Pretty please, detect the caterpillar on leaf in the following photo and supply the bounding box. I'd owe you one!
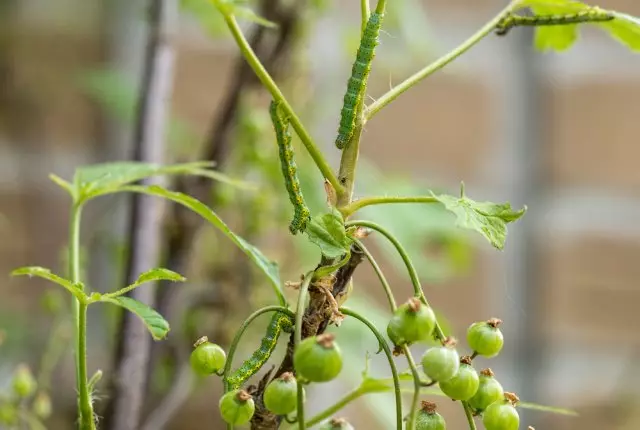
[496,8,614,36]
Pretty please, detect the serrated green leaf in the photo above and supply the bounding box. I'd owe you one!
[514,0,640,52]
[305,208,351,258]
[10,266,84,299]
[101,296,170,340]
[109,184,285,305]
[431,192,526,250]
[599,12,640,52]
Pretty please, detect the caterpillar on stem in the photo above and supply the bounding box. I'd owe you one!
[335,11,384,149]
[495,8,614,36]
[226,312,293,390]
[269,100,311,235]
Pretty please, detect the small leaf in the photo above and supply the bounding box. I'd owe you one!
[431,192,526,250]
[101,296,170,340]
[49,174,75,197]
[111,185,285,305]
[233,6,278,28]
[305,208,351,258]
[11,267,83,299]
[135,268,186,284]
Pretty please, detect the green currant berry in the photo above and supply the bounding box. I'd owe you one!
[0,403,17,426]
[421,337,460,382]
[294,333,342,382]
[33,392,52,419]
[482,392,520,430]
[219,390,255,425]
[386,298,436,346]
[468,368,504,412]
[319,417,355,430]
[12,364,36,398]
[263,372,301,415]
[467,318,504,358]
[415,401,446,430]
[190,336,226,376]
[438,357,479,401]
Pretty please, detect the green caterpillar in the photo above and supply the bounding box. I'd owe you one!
[335,12,384,150]
[226,312,293,390]
[269,100,310,235]
[496,8,614,36]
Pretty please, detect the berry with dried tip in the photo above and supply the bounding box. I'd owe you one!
[416,401,446,430]
[190,336,226,376]
[263,372,302,415]
[294,333,343,382]
[467,318,504,358]
[421,337,460,382]
[468,368,504,411]
[438,356,479,401]
[319,417,355,430]
[386,297,436,346]
[482,392,520,430]
[12,364,36,398]
[219,390,255,425]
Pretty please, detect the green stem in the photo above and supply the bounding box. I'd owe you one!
[340,308,402,430]
[221,305,296,392]
[403,345,422,430]
[294,272,313,430]
[462,401,478,430]
[304,387,363,428]
[337,123,364,207]
[68,204,94,430]
[364,2,516,120]
[361,0,370,32]
[345,220,446,341]
[375,0,387,14]
[352,239,397,312]
[340,195,439,217]
[221,12,344,197]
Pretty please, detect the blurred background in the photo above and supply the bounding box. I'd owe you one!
[1,0,640,429]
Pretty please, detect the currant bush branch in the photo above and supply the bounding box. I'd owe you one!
[218,9,344,197]
[345,220,446,341]
[364,2,517,120]
[339,195,439,217]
